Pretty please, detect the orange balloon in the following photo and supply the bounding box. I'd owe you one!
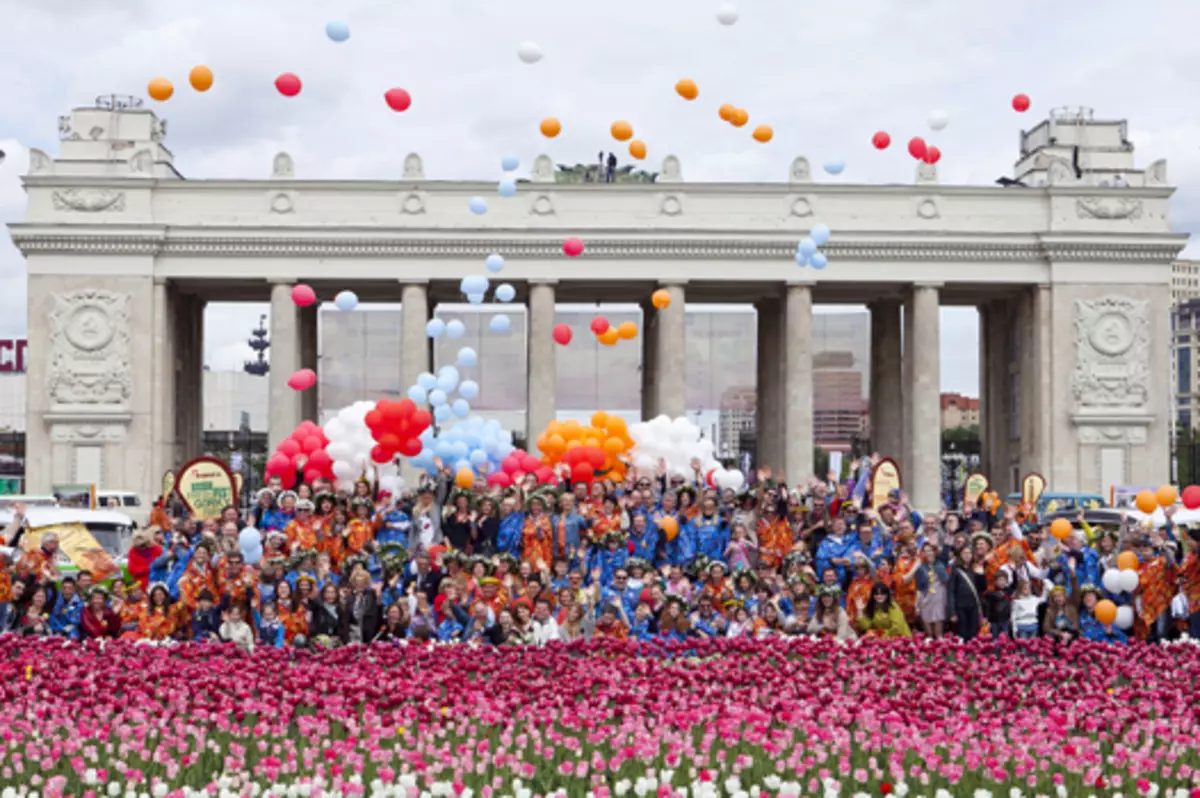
[540,117,562,138]
[562,420,582,440]
[598,328,620,346]
[565,439,582,451]
[1050,518,1072,541]
[147,77,174,102]
[607,416,627,433]
[611,120,634,141]
[1094,599,1117,626]
[584,437,602,450]
[546,434,566,453]
[628,140,647,160]
[660,516,679,541]
[1157,484,1178,507]
[604,437,625,455]
[1117,551,1139,572]
[536,433,548,452]
[546,420,563,437]
[718,104,735,121]
[675,79,699,100]
[189,66,214,92]
[731,109,749,127]
[455,468,474,489]
[1135,489,1157,515]
[591,411,609,429]
[617,321,638,340]
[651,289,671,310]
[752,124,774,143]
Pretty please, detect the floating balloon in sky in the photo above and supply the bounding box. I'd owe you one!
[495,284,516,303]
[446,320,466,339]
[457,347,478,367]
[287,369,317,391]
[468,197,488,215]
[291,284,316,307]
[489,314,511,333]
[752,125,773,143]
[651,290,671,310]
[716,2,739,25]
[426,319,446,338]
[923,145,942,165]
[810,252,828,270]
[628,140,647,160]
[148,78,174,102]
[611,121,634,142]
[928,110,949,131]
[485,254,505,273]
[385,88,412,112]
[824,159,845,175]
[810,223,831,246]
[552,323,573,346]
[189,66,213,92]
[325,21,350,42]
[517,41,544,64]
[675,79,699,101]
[334,290,358,311]
[563,237,584,257]
[501,155,520,172]
[498,179,517,198]
[1012,93,1031,113]
[907,137,927,160]
[540,118,561,138]
[730,109,749,127]
[275,73,302,97]
[872,131,891,150]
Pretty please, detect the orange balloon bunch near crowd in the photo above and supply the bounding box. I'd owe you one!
[535,412,632,484]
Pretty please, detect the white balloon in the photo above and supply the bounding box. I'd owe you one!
[332,460,355,479]
[323,418,346,440]
[928,110,949,131]
[517,41,544,64]
[326,442,352,462]
[1115,605,1134,630]
[1101,569,1123,594]
[716,2,739,25]
[1118,569,1139,593]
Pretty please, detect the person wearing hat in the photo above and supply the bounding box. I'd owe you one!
[149,532,194,600]
[176,541,217,614]
[521,490,554,569]
[496,492,524,559]
[217,550,260,611]
[656,491,695,569]
[808,585,854,640]
[345,498,376,561]
[551,492,590,568]
[138,583,177,641]
[264,491,298,532]
[16,529,60,587]
[443,489,477,553]
[375,494,412,549]
[250,488,277,530]
[285,500,319,554]
[844,553,876,628]
[594,531,629,588]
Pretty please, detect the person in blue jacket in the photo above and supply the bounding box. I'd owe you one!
[693,495,730,563]
[816,515,858,587]
[627,512,659,566]
[150,533,194,600]
[49,577,83,639]
[257,601,286,648]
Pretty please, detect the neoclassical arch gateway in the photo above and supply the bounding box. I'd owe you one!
[7,101,1185,509]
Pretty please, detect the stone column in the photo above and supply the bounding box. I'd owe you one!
[172,292,205,464]
[399,281,430,487]
[755,295,784,469]
[906,284,942,512]
[1023,285,1053,480]
[300,304,319,422]
[654,282,687,419]
[977,304,991,480]
[869,300,903,459]
[901,297,914,480]
[640,301,658,421]
[784,283,814,482]
[982,299,1014,492]
[268,281,301,453]
[527,280,557,450]
[151,278,177,481]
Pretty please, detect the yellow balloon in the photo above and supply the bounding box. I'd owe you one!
[147,77,174,102]
[189,66,214,92]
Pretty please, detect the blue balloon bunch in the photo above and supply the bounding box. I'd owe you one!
[796,222,831,270]
[408,415,516,476]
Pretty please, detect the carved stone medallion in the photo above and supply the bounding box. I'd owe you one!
[52,190,125,213]
[47,290,133,408]
[1076,198,1144,220]
[1071,297,1150,409]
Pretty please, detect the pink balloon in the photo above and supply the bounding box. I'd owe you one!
[562,237,584,257]
[534,466,555,485]
[292,284,316,307]
[552,323,572,346]
[287,368,316,391]
[520,454,541,473]
[385,88,412,112]
[501,456,522,476]
[487,472,513,488]
[275,73,302,97]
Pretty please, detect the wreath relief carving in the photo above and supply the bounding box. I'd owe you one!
[1071,297,1150,409]
[47,289,133,408]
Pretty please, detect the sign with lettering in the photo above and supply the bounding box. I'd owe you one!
[963,473,990,509]
[175,457,236,520]
[869,458,902,510]
[0,339,27,373]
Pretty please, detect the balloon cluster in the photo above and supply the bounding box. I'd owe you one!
[499,450,557,488]
[536,412,633,484]
[718,104,750,129]
[908,137,941,165]
[795,222,831,269]
[610,121,647,161]
[408,415,517,487]
[1135,485,1178,514]
[147,67,213,102]
[586,315,638,347]
[408,355,480,425]
[321,403,407,495]
[629,415,713,478]
[266,421,333,489]
[498,155,520,198]
[365,399,432,464]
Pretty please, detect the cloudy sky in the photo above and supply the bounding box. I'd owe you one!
[2,0,1198,398]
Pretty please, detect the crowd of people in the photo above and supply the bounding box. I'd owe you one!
[2,454,1198,652]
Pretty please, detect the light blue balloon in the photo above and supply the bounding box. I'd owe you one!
[489,314,511,333]
[468,197,488,215]
[458,379,479,400]
[417,372,437,391]
[798,237,817,258]
[457,347,478,367]
[453,458,472,473]
[498,180,517,198]
[810,223,831,246]
[451,441,469,460]
[823,159,845,175]
[425,318,446,338]
[461,275,489,295]
[435,405,453,424]
[452,399,471,418]
[435,440,454,459]
[810,252,829,270]
[428,389,448,407]
[334,290,358,311]
[467,293,485,305]
[407,385,427,404]
[794,251,809,267]
[325,21,350,42]
[501,155,520,172]
[495,283,516,303]
[485,254,505,273]
[469,448,488,466]
[446,320,466,338]
[437,367,460,393]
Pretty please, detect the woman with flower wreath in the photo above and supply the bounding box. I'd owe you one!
[892,533,921,624]
[752,600,784,638]
[807,586,855,640]
[855,582,911,639]
[284,500,320,555]
[308,582,343,648]
[521,491,554,569]
[343,498,376,561]
[273,580,307,645]
[176,541,216,614]
[138,583,177,641]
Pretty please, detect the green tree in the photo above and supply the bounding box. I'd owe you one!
[942,424,981,454]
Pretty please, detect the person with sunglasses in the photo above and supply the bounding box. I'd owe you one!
[854,582,911,639]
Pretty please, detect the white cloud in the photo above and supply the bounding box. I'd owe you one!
[5,0,1200,397]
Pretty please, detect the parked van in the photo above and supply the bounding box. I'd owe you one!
[96,491,150,528]
[0,507,134,576]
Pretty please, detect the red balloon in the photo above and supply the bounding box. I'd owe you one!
[585,447,605,470]
[365,410,383,430]
[552,323,573,346]
[501,456,522,476]
[562,237,585,257]
[307,450,332,471]
[385,88,412,112]
[397,399,417,418]
[293,421,315,440]
[278,439,301,457]
[275,73,302,97]
[923,145,941,164]
[872,131,891,150]
[410,409,432,433]
[370,445,393,464]
[280,471,297,490]
[381,402,407,426]
[267,454,291,475]
[907,137,927,160]
[705,468,717,488]
[1183,485,1200,510]
[590,317,610,336]
[299,435,320,454]
[520,454,541,473]
[534,466,555,485]
[303,468,322,485]
[487,472,513,488]
[379,433,401,452]
[563,447,583,467]
[399,437,423,458]
[1012,93,1031,113]
[571,462,595,483]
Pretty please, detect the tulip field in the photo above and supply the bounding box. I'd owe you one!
[4,637,1200,798]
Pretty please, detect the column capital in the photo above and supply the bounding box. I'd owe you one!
[658,279,689,288]
[910,281,944,290]
[785,278,815,289]
[528,278,559,286]
[267,278,296,286]
[397,278,429,286]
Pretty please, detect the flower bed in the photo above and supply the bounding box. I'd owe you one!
[3,636,1200,798]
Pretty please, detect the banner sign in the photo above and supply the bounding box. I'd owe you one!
[22,523,119,581]
[175,457,236,520]
[869,458,902,510]
[963,473,990,509]
[1022,472,1047,506]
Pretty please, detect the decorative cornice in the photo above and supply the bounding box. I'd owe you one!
[5,233,1184,263]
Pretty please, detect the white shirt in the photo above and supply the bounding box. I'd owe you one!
[531,616,559,646]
